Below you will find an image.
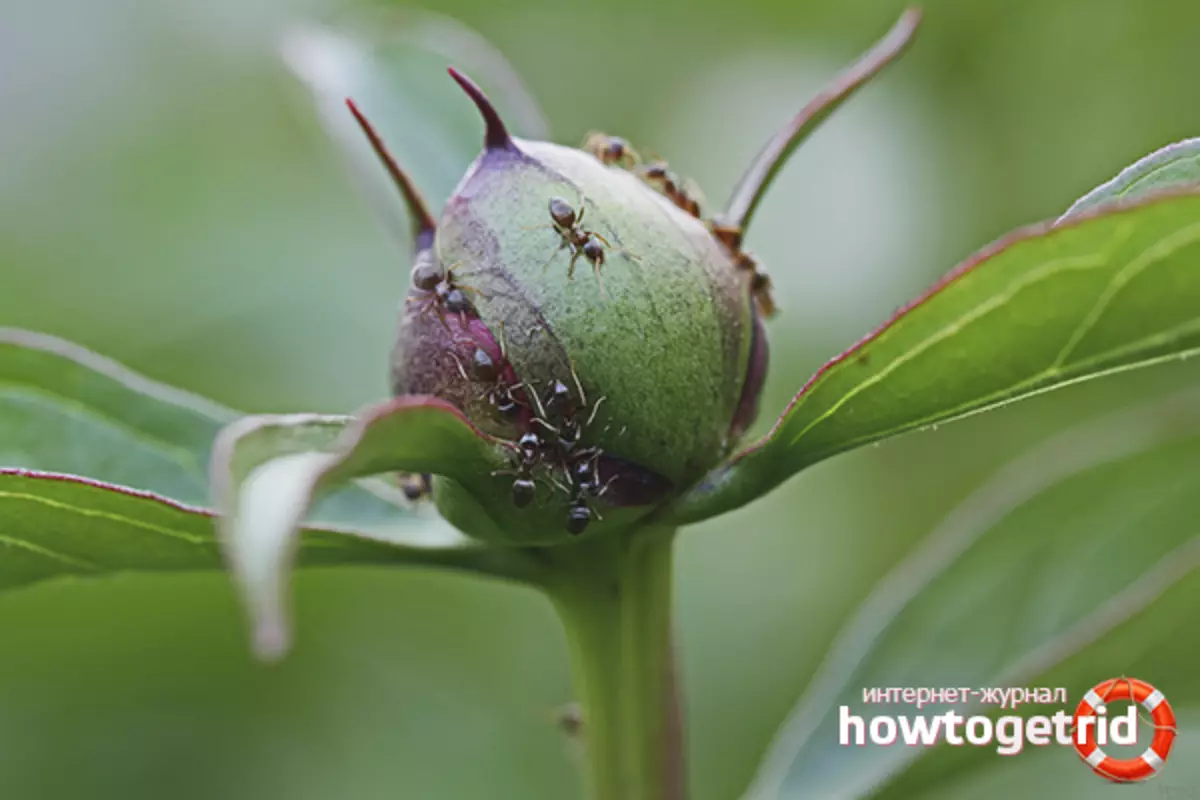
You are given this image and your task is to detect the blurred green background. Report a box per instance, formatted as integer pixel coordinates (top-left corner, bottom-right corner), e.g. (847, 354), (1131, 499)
(2, 0), (1199, 797)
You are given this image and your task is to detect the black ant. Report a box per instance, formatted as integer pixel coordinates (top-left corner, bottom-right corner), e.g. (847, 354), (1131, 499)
(529, 196), (637, 284)
(582, 132), (640, 168)
(408, 254), (479, 329)
(397, 472), (431, 501)
(532, 196), (610, 281)
(452, 344), (526, 422)
(638, 161), (704, 218)
(563, 450), (616, 536)
(711, 218), (778, 318)
(494, 431), (544, 508)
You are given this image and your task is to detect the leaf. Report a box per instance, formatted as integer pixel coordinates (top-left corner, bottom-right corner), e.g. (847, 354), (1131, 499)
(0, 469), (473, 593)
(211, 397), (522, 659)
(741, 392), (1200, 799)
(669, 191), (1200, 524)
(0, 327), (430, 536)
(281, 10), (548, 241)
(1061, 138), (1200, 221)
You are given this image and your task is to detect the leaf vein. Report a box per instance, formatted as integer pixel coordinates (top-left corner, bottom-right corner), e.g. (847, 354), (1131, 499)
(787, 250), (1110, 448)
(0, 490), (209, 546)
(1052, 220), (1200, 368)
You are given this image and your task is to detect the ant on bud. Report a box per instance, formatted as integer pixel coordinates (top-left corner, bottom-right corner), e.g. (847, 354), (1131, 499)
(452, 331), (528, 422)
(396, 472), (432, 502)
(711, 216), (778, 318)
(582, 132), (640, 169)
(528, 196), (637, 285)
(493, 430), (545, 508)
(638, 161), (705, 218)
(407, 254), (481, 329)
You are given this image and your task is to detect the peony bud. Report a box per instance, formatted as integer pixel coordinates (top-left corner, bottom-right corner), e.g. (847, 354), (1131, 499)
(349, 70), (766, 543)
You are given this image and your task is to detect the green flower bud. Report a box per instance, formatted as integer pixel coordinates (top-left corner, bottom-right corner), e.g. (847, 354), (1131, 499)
(349, 71), (767, 543)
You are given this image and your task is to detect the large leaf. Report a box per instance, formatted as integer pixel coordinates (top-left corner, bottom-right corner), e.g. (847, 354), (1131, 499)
(210, 398), (528, 659)
(0, 327), (434, 535)
(1061, 138), (1200, 221)
(741, 392), (1200, 799)
(0, 330), (513, 608)
(281, 10), (548, 242)
(670, 191), (1200, 524)
(0, 469), (447, 592)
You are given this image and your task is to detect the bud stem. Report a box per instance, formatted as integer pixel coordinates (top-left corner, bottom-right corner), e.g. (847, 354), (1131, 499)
(545, 527), (684, 800)
(722, 8), (922, 237)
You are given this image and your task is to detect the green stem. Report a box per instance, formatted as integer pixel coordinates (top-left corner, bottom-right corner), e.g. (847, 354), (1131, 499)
(545, 526), (684, 800)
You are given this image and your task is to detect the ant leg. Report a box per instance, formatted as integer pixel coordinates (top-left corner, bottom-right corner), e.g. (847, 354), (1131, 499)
(448, 352), (470, 381)
(496, 320), (509, 359)
(541, 241), (568, 273)
(584, 395), (607, 428)
(566, 358), (588, 408)
(434, 305), (453, 334)
(567, 247), (582, 279)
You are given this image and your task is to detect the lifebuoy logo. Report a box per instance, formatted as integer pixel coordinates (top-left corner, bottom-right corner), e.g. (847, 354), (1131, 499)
(844, 676), (1177, 784)
(1074, 678), (1176, 783)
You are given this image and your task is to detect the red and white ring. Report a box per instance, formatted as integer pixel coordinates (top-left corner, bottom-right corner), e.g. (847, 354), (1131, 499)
(1073, 678), (1176, 783)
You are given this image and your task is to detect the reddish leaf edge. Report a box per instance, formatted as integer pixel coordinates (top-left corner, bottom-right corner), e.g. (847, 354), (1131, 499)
(666, 185), (1200, 524)
(0, 467), (419, 545)
(209, 394), (504, 516)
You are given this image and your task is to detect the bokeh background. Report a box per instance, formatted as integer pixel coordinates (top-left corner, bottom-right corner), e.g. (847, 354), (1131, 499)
(2, 0), (1199, 797)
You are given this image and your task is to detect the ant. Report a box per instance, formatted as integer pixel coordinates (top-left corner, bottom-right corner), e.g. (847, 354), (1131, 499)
(534, 360), (607, 457)
(529, 196), (637, 284)
(638, 161), (704, 218)
(564, 450), (617, 536)
(408, 254), (480, 329)
(397, 472), (431, 502)
(530, 196), (610, 281)
(494, 430), (544, 508)
(582, 132), (640, 169)
(711, 218), (779, 318)
(452, 343), (526, 422)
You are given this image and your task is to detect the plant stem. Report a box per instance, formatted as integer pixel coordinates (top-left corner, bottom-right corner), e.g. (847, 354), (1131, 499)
(545, 525), (684, 800)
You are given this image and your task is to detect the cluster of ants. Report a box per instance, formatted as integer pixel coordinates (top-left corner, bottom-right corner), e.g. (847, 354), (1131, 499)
(400, 251), (612, 534)
(496, 366), (613, 535)
(583, 132), (778, 317)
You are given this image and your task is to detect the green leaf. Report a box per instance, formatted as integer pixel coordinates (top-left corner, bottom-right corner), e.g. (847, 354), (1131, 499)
(0, 469), (468, 593)
(741, 392), (1200, 799)
(1062, 138), (1200, 220)
(0, 327), (428, 536)
(670, 191), (1200, 524)
(211, 397), (524, 659)
(281, 10), (548, 233)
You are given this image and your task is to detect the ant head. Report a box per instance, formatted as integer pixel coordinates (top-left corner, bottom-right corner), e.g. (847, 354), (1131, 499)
(471, 347), (498, 382)
(517, 431), (541, 460)
(603, 137), (628, 161)
(495, 395), (522, 420)
(548, 196), (577, 228)
(544, 379), (574, 415)
(411, 257), (442, 292)
(444, 288), (473, 314)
